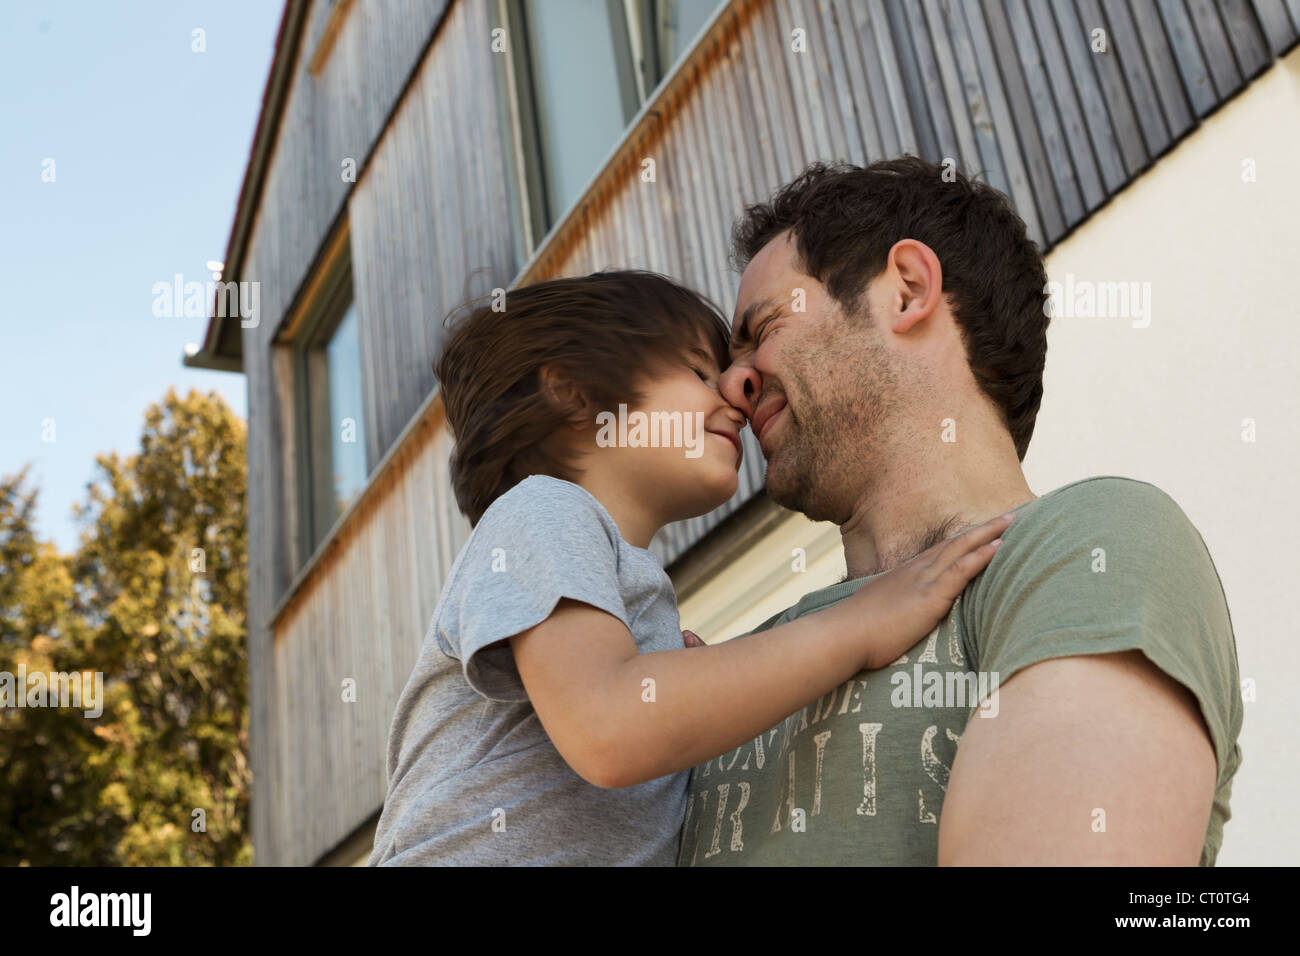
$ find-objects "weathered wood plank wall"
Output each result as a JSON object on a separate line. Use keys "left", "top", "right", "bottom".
{"left": 272, "top": 404, "right": 469, "bottom": 865}
{"left": 260, "top": 0, "right": 510, "bottom": 865}
{"left": 242, "top": 0, "right": 452, "bottom": 865}
{"left": 349, "top": 1, "right": 517, "bottom": 466}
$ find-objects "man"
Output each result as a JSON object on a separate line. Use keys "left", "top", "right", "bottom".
{"left": 675, "top": 158, "right": 1243, "bottom": 866}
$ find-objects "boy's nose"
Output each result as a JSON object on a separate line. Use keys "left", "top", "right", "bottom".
{"left": 720, "top": 363, "right": 762, "bottom": 421}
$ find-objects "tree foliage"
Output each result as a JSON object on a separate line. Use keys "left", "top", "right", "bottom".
{"left": 0, "top": 388, "right": 249, "bottom": 865}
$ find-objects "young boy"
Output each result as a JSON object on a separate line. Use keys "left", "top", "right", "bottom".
{"left": 367, "top": 270, "right": 1012, "bottom": 866}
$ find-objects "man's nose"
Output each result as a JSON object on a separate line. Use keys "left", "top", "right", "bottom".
{"left": 720, "top": 362, "right": 762, "bottom": 420}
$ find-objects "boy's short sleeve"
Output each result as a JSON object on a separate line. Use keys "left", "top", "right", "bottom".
{"left": 438, "top": 476, "right": 631, "bottom": 702}
{"left": 964, "top": 479, "right": 1244, "bottom": 806}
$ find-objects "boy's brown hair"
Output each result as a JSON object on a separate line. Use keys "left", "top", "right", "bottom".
{"left": 435, "top": 270, "right": 731, "bottom": 525}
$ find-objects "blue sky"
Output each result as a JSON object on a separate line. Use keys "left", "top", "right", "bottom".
{"left": 0, "top": 1, "right": 282, "bottom": 553}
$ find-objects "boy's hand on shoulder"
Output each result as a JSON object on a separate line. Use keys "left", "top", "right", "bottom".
{"left": 850, "top": 511, "right": 1015, "bottom": 670}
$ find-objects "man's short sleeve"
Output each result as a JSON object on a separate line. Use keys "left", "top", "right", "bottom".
{"left": 438, "top": 476, "right": 631, "bottom": 702}
{"left": 964, "top": 478, "right": 1244, "bottom": 795}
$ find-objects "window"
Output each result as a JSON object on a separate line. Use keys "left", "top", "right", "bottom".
{"left": 295, "top": 261, "right": 369, "bottom": 559}
{"left": 520, "top": 0, "right": 635, "bottom": 223}
{"left": 639, "top": 0, "right": 725, "bottom": 91}
{"left": 506, "top": 0, "right": 727, "bottom": 242}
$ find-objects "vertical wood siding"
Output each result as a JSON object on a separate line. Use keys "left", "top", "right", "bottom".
{"left": 271, "top": 405, "right": 470, "bottom": 865}
{"left": 245, "top": 0, "right": 1299, "bottom": 863}
{"left": 350, "top": 0, "right": 517, "bottom": 466}
{"left": 242, "top": 0, "right": 454, "bottom": 865}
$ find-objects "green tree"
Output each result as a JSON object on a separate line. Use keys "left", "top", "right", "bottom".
{"left": 0, "top": 467, "right": 111, "bottom": 863}
{"left": 0, "top": 388, "right": 249, "bottom": 865}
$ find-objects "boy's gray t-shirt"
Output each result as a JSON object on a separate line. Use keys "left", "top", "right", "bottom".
{"left": 367, "top": 475, "right": 689, "bottom": 866}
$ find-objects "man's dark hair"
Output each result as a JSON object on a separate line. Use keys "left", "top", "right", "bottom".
{"left": 732, "top": 157, "right": 1050, "bottom": 461}
{"left": 435, "top": 270, "right": 731, "bottom": 526}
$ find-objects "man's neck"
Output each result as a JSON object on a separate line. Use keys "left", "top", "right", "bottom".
{"left": 838, "top": 449, "right": 1038, "bottom": 580}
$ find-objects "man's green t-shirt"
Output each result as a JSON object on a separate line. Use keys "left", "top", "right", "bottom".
{"left": 676, "top": 476, "right": 1244, "bottom": 866}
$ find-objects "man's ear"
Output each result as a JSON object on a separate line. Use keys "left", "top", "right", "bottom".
{"left": 888, "top": 239, "right": 944, "bottom": 335}
{"left": 538, "top": 364, "right": 591, "bottom": 428}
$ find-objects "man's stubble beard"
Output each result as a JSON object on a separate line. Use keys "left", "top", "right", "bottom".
{"left": 764, "top": 315, "right": 904, "bottom": 524}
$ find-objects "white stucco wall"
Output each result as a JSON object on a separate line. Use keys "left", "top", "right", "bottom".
{"left": 1025, "top": 46, "right": 1300, "bottom": 866}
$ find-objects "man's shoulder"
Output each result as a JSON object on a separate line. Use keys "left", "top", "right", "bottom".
{"left": 982, "top": 476, "right": 1216, "bottom": 587}
{"left": 1007, "top": 475, "right": 1208, "bottom": 556}
{"left": 749, "top": 476, "right": 1210, "bottom": 633}
{"left": 965, "top": 472, "right": 1237, "bottom": 691}
{"left": 1028, "top": 474, "right": 1186, "bottom": 516}
{"left": 965, "top": 474, "right": 1243, "bottom": 835}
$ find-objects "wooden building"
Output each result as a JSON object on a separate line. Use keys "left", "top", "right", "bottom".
{"left": 186, "top": 0, "right": 1300, "bottom": 865}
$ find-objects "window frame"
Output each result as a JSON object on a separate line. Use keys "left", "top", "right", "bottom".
{"left": 502, "top": 0, "right": 553, "bottom": 245}
{"left": 504, "top": 0, "right": 702, "bottom": 247}
{"left": 292, "top": 253, "right": 364, "bottom": 565}
{"left": 499, "top": 0, "right": 733, "bottom": 256}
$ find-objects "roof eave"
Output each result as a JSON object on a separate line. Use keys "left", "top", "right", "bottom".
{"left": 185, "top": 0, "right": 309, "bottom": 376}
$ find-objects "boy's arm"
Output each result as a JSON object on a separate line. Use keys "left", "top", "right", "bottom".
{"left": 511, "top": 596, "right": 867, "bottom": 787}
{"left": 510, "top": 512, "right": 1013, "bottom": 788}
